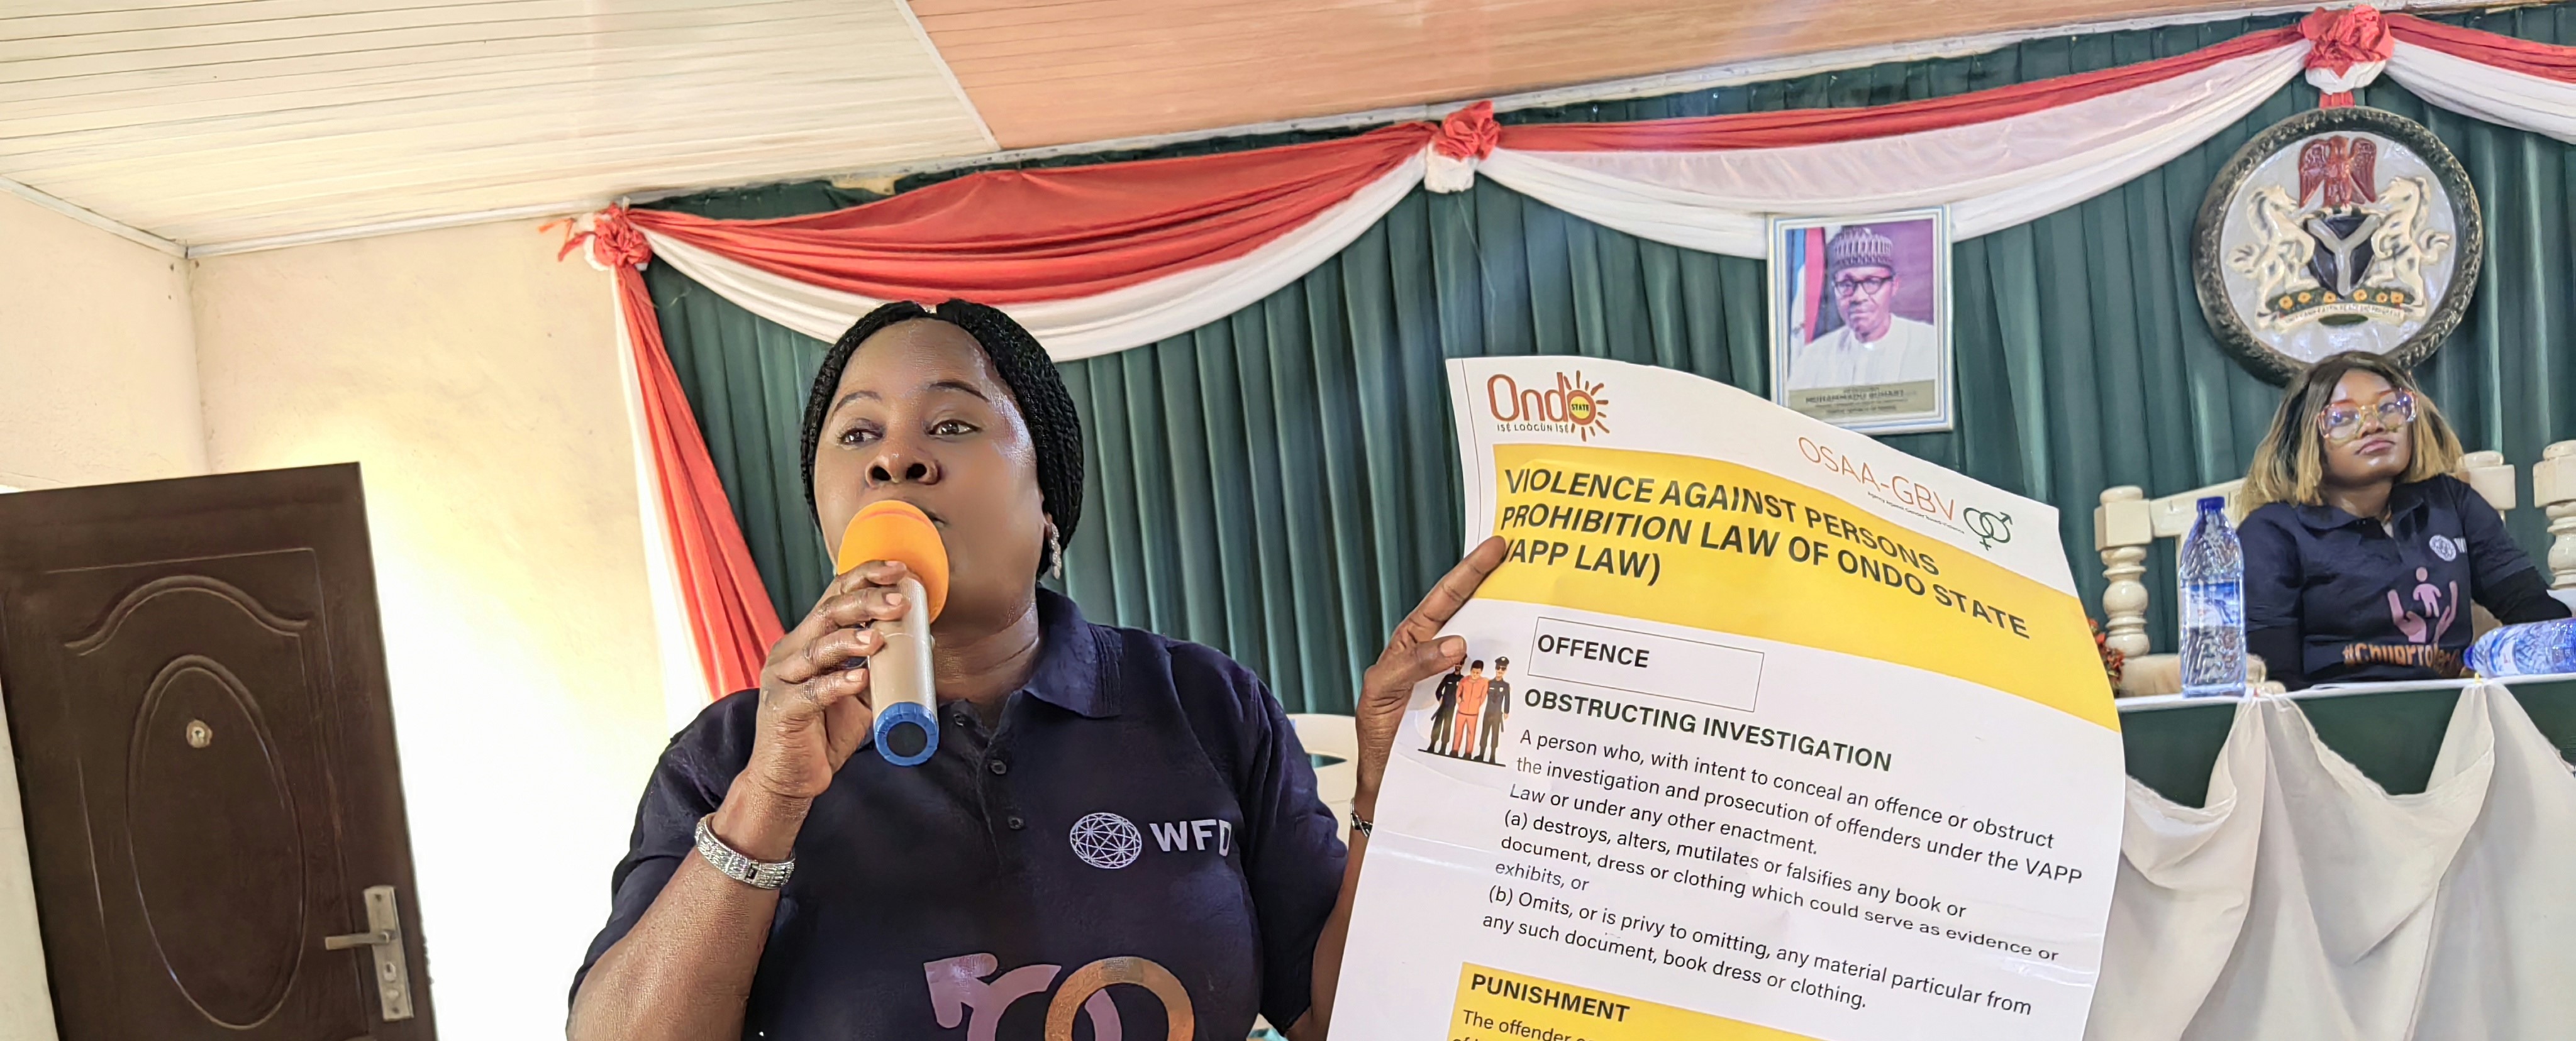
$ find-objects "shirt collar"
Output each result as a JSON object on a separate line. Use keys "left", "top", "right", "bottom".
{"left": 1021, "top": 588, "right": 1118, "bottom": 719}
{"left": 2290, "top": 479, "right": 2431, "bottom": 532}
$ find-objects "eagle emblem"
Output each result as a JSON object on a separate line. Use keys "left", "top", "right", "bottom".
{"left": 2299, "top": 136, "right": 2377, "bottom": 208}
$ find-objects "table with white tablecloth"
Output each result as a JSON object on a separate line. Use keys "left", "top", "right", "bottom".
{"left": 2094, "top": 678, "right": 2576, "bottom": 1041}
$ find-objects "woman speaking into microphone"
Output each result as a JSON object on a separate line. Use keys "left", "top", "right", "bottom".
{"left": 568, "top": 300, "right": 1506, "bottom": 1040}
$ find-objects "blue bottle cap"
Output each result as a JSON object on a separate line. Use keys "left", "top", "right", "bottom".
{"left": 2198, "top": 496, "right": 2226, "bottom": 511}
{"left": 873, "top": 700, "right": 939, "bottom": 767}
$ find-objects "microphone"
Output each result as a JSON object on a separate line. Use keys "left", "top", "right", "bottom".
{"left": 835, "top": 500, "right": 951, "bottom": 767}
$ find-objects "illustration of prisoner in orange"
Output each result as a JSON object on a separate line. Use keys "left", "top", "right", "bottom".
{"left": 1478, "top": 657, "right": 1512, "bottom": 763}
{"left": 1450, "top": 661, "right": 1489, "bottom": 758}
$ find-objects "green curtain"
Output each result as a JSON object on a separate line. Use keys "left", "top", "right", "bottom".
{"left": 2123, "top": 680, "right": 2576, "bottom": 806}
{"left": 645, "top": 6, "right": 2576, "bottom": 715}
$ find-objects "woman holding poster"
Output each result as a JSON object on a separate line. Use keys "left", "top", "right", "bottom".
{"left": 567, "top": 298, "right": 1505, "bottom": 1041}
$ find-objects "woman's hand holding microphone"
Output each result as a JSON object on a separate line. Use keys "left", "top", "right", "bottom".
{"left": 713, "top": 561, "right": 919, "bottom": 861}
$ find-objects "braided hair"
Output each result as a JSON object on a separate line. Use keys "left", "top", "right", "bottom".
{"left": 798, "top": 300, "right": 1084, "bottom": 575}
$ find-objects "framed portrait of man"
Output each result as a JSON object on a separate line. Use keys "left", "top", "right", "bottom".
{"left": 1768, "top": 209, "right": 1953, "bottom": 434}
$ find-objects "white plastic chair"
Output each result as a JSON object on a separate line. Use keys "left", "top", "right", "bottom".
{"left": 1287, "top": 712, "right": 1358, "bottom": 834}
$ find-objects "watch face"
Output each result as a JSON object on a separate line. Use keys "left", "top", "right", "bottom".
{"left": 2193, "top": 106, "right": 2484, "bottom": 383}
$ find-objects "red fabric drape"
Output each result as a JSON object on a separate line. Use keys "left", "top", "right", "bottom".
{"left": 2390, "top": 11, "right": 2576, "bottom": 80}
{"left": 577, "top": 4, "right": 2576, "bottom": 705}
{"left": 1433, "top": 101, "right": 1502, "bottom": 160}
{"left": 613, "top": 25, "right": 2307, "bottom": 311}
{"left": 1494, "top": 27, "right": 2304, "bottom": 152}
{"left": 601, "top": 9, "right": 2576, "bottom": 328}
{"left": 627, "top": 124, "right": 1434, "bottom": 304}
{"left": 2303, "top": 6, "right": 2395, "bottom": 106}
{"left": 570, "top": 214, "right": 786, "bottom": 698}
{"left": 2302, "top": 6, "right": 2396, "bottom": 73}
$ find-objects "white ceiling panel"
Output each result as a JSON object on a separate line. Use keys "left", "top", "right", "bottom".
{"left": 0, "top": 0, "right": 996, "bottom": 248}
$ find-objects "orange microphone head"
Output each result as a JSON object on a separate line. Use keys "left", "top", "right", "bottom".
{"left": 836, "top": 500, "right": 950, "bottom": 621}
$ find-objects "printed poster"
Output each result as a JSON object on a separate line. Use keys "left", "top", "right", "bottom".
{"left": 1335, "top": 358, "right": 2121, "bottom": 1040}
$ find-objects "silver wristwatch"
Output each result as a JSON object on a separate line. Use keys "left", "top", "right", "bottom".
{"left": 694, "top": 814, "right": 795, "bottom": 890}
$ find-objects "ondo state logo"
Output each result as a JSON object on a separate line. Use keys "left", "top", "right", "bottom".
{"left": 1487, "top": 371, "right": 1612, "bottom": 442}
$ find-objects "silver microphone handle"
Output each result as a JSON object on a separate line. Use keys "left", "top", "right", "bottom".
{"left": 869, "top": 575, "right": 939, "bottom": 766}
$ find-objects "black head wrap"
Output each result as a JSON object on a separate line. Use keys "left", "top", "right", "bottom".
{"left": 797, "top": 300, "right": 1084, "bottom": 570}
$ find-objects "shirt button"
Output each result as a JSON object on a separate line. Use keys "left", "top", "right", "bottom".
{"left": 1007, "top": 816, "right": 1026, "bottom": 830}
{"left": 988, "top": 759, "right": 1009, "bottom": 776}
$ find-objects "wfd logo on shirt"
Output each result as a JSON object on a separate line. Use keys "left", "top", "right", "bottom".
{"left": 1068, "top": 812, "right": 1233, "bottom": 869}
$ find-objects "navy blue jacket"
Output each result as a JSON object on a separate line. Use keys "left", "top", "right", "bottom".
{"left": 2241, "top": 475, "right": 2568, "bottom": 686}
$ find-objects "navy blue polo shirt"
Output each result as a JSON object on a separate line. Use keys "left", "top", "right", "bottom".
{"left": 2241, "top": 475, "right": 2546, "bottom": 685}
{"left": 575, "top": 590, "right": 1346, "bottom": 1038}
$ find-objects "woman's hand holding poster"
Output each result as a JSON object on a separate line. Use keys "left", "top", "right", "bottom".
{"left": 1335, "top": 358, "right": 2121, "bottom": 1041}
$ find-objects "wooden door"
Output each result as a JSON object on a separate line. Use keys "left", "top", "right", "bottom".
{"left": 0, "top": 464, "right": 435, "bottom": 1041}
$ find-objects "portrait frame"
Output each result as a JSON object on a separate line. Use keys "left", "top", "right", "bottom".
{"left": 1767, "top": 209, "right": 1954, "bottom": 435}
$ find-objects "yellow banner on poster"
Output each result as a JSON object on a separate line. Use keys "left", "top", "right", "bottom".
{"left": 1448, "top": 965, "right": 1822, "bottom": 1041}
{"left": 1475, "top": 443, "right": 2112, "bottom": 729}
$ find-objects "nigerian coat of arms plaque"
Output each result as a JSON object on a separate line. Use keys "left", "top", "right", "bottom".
{"left": 2193, "top": 106, "right": 2482, "bottom": 383}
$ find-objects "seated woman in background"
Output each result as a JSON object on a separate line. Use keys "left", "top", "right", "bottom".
{"left": 2240, "top": 352, "right": 2568, "bottom": 688}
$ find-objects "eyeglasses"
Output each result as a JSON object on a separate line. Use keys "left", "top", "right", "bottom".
{"left": 1832, "top": 275, "right": 1893, "bottom": 297}
{"left": 2318, "top": 393, "right": 2417, "bottom": 444}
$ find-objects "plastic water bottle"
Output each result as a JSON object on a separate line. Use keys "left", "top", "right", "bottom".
{"left": 2468, "top": 619, "right": 2576, "bottom": 678}
{"left": 2179, "top": 496, "right": 2247, "bottom": 697}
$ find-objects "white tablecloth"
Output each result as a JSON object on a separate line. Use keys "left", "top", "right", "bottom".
{"left": 2090, "top": 684, "right": 2576, "bottom": 1040}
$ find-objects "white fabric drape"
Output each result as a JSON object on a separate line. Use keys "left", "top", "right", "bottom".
{"left": 2092, "top": 701, "right": 2267, "bottom": 1041}
{"left": 2414, "top": 686, "right": 2576, "bottom": 1038}
{"left": 2306, "top": 60, "right": 2387, "bottom": 96}
{"left": 1469, "top": 44, "right": 2309, "bottom": 256}
{"left": 2087, "top": 685, "right": 2576, "bottom": 1041}
{"left": 640, "top": 23, "right": 2576, "bottom": 362}
{"left": 2384, "top": 41, "right": 2576, "bottom": 144}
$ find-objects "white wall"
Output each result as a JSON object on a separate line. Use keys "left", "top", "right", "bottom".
{"left": 0, "top": 191, "right": 209, "bottom": 1041}
{"left": 0, "top": 194, "right": 204, "bottom": 490}
{"left": 0, "top": 203, "right": 686, "bottom": 1040}
{"left": 191, "top": 219, "right": 679, "bottom": 1040}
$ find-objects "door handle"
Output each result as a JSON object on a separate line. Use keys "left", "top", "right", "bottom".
{"left": 322, "top": 930, "right": 394, "bottom": 950}
{"left": 323, "top": 884, "right": 417, "bottom": 1022}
